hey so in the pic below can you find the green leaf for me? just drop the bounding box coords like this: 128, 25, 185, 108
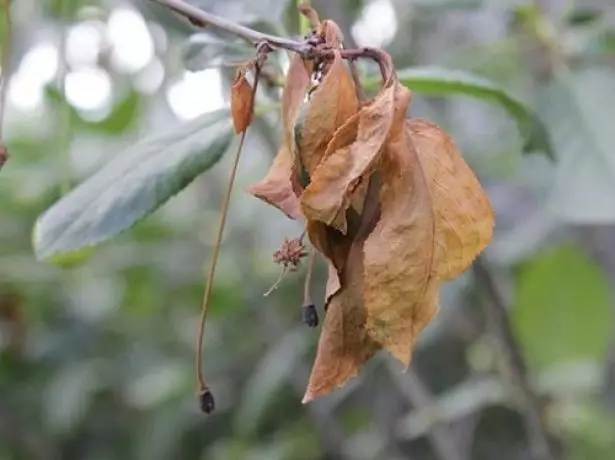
368, 66, 554, 158
33, 110, 233, 261
512, 245, 612, 370
539, 69, 615, 222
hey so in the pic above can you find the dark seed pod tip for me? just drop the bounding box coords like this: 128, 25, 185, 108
302, 304, 319, 328
199, 389, 216, 414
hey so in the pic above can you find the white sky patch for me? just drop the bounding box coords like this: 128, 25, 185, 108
20, 41, 59, 84
166, 69, 224, 121
65, 68, 112, 111
9, 74, 43, 112
134, 58, 165, 94
66, 21, 106, 68
107, 7, 154, 73
352, 0, 398, 48
8, 41, 59, 112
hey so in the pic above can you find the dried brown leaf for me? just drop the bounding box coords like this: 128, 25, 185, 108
297, 53, 359, 175
303, 241, 378, 403
247, 56, 312, 219
230, 70, 254, 134
300, 82, 396, 233
246, 143, 303, 219
282, 56, 313, 145
407, 119, 495, 280
362, 85, 494, 367
318, 20, 344, 48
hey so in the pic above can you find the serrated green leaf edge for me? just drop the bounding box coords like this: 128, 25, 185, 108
366, 66, 554, 158
33, 109, 234, 261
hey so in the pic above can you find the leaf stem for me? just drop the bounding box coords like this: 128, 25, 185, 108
195, 62, 262, 410
195, 128, 246, 399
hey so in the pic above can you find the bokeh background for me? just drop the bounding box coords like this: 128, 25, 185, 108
1, 0, 615, 459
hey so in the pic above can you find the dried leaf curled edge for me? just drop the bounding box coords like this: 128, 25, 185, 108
303, 78, 495, 401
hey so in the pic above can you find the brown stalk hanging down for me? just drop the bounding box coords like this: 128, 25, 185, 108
195, 53, 265, 414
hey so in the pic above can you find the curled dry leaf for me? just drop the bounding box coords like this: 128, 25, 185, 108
230, 67, 255, 134
306, 79, 493, 400
304, 79, 494, 400
247, 56, 312, 218
246, 15, 494, 403
317, 20, 344, 49
303, 241, 378, 402
407, 119, 494, 281
300, 81, 396, 233
296, 52, 358, 175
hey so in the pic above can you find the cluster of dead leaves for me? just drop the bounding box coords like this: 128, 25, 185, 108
239, 17, 495, 403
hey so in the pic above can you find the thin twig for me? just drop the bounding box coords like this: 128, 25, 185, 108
151, 0, 309, 51
148, 0, 394, 82
348, 59, 365, 100
263, 265, 288, 297
473, 259, 557, 460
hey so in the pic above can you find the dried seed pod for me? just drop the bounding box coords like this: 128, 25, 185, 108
302, 303, 319, 328
199, 388, 215, 414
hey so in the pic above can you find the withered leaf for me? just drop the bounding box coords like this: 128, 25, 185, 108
248, 56, 312, 219
297, 52, 358, 175
230, 69, 254, 134
317, 20, 344, 49
303, 241, 378, 403
282, 56, 313, 144
246, 143, 303, 219
305, 78, 494, 398
363, 87, 494, 367
300, 81, 397, 233
408, 119, 494, 280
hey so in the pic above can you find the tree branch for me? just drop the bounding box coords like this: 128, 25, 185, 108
473, 259, 558, 460
150, 0, 311, 52
147, 0, 395, 83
